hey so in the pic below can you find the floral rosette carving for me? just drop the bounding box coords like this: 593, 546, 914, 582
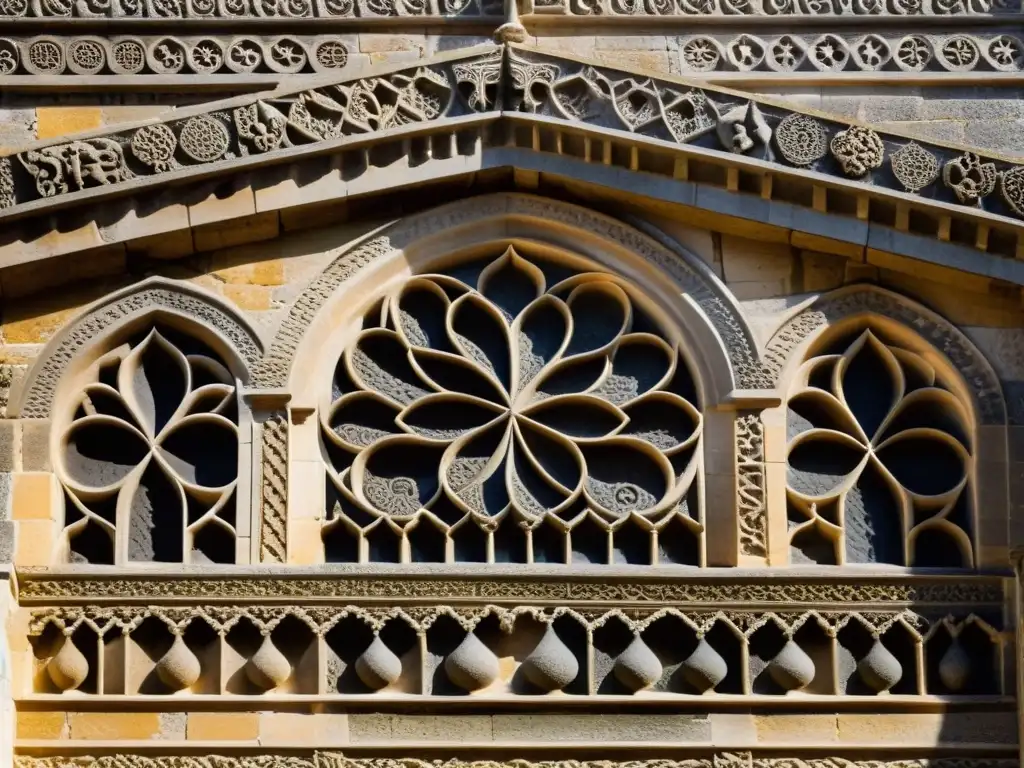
786, 329, 973, 568
56, 328, 239, 565
323, 247, 703, 543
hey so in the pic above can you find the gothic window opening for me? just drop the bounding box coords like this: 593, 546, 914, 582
786, 325, 975, 567
321, 245, 705, 565
56, 324, 241, 565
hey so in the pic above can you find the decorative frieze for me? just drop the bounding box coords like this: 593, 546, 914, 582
14, 572, 1006, 603
25, 604, 1005, 696
679, 32, 1024, 74
0, 36, 355, 77
525, 0, 1018, 14
0, 0, 498, 17
5, 45, 1024, 231
14, 757, 1019, 768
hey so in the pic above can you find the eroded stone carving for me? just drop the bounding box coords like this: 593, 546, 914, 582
942, 151, 997, 204
890, 141, 939, 193
830, 125, 885, 176
56, 326, 240, 565
774, 113, 828, 167
714, 101, 771, 155
322, 245, 705, 564
736, 412, 766, 559
787, 328, 974, 567
19, 138, 132, 198
1000, 165, 1024, 216
130, 123, 178, 172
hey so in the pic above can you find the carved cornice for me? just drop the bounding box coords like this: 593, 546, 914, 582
11, 755, 1020, 768
4, 43, 1024, 241
13, 569, 1006, 604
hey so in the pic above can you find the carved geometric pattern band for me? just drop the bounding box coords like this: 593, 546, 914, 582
5, 46, 1024, 229
28, 605, 1003, 696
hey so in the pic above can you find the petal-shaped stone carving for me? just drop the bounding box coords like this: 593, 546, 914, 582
394, 279, 450, 349
613, 635, 663, 691
443, 421, 512, 516
245, 635, 292, 691
62, 416, 150, 491
445, 632, 500, 692
938, 638, 970, 692
875, 430, 966, 499
521, 395, 628, 439
397, 393, 504, 440
622, 392, 701, 452
119, 329, 190, 438
156, 634, 202, 692
478, 245, 546, 321
787, 430, 866, 499
355, 635, 403, 690
681, 637, 728, 693
450, 293, 512, 393
582, 438, 674, 518
410, 347, 508, 406
534, 355, 610, 399
590, 334, 675, 404
836, 331, 903, 443
857, 639, 902, 692
511, 295, 571, 399
157, 413, 238, 490
513, 419, 584, 499
768, 640, 815, 691
564, 282, 631, 357
328, 392, 402, 449
348, 329, 430, 406
352, 436, 445, 517
47, 637, 89, 692
521, 624, 579, 692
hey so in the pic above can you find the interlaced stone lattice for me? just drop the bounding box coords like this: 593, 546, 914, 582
830, 125, 885, 176
890, 141, 939, 194
322, 246, 704, 562
27, 38, 63, 74
55, 327, 240, 565
67, 38, 104, 73
178, 114, 230, 163
111, 40, 145, 73
130, 124, 178, 172
786, 328, 974, 567
1000, 165, 1024, 215
774, 113, 829, 167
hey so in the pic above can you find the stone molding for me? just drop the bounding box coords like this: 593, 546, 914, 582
14, 277, 264, 419
10, 755, 1020, 768
13, 570, 1006, 603
761, 283, 1006, 425
0, 35, 360, 78
5, 44, 1024, 235
677, 32, 1024, 74
0, 0, 497, 17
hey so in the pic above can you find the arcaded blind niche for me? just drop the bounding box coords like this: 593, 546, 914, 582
320, 245, 705, 566
786, 322, 976, 568
53, 324, 244, 565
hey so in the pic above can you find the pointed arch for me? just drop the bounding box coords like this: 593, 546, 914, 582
15, 277, 264, 419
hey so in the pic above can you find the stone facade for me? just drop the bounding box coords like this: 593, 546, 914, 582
2, 4, 1024, 768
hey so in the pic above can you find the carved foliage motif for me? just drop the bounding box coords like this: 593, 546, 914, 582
736, 412, 766, 558
27, 604, 1003, 697
56, 326, 240, 565
0, 0, 496, 16
786, 328, 974, 567
322, 245, 704, 564
527, 0, 1017, 14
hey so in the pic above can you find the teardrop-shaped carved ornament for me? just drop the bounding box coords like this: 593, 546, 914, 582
355, 636, 403, 691
245, 635, 291, 691
521, 624, 579, 692
445, 632, 500, 692
47, 636, 89, 692
613, 634, 662, 691
938, 638, 970, 692
156, 634, 202, 692
682, 637, 728, 693
857, 639, 902, 693
768, 639, 815, 691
